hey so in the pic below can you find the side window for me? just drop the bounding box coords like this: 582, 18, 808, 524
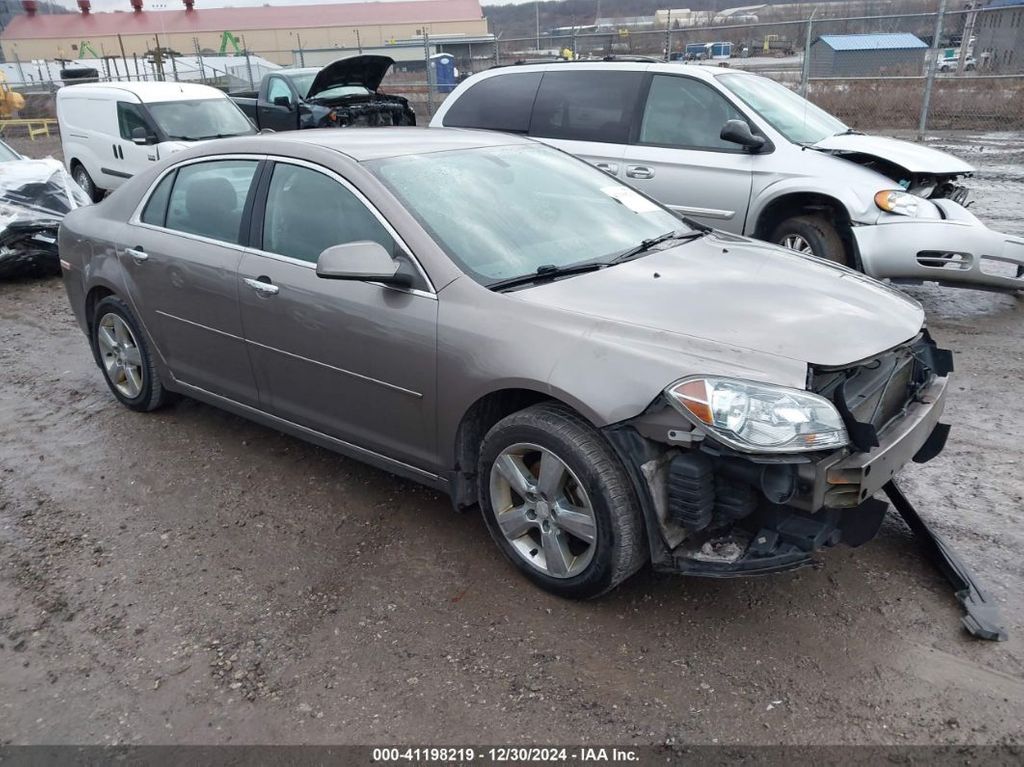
639, 75, 747, 151
442, 73, 542, 132
117, 101, 150, 141
266, 77, 293, 105
529, 71, 644, 144
261, 163, 398, 264
164, 160, 259, 244
140, 170, 175, 226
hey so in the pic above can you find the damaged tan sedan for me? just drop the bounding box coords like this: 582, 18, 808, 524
60, 129, 964, 609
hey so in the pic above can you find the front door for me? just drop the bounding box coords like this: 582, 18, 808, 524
107, 101, 159, 185
620, 74, 755, 233
237, 160, 438, 470
257, 76, 299, 132
120, 157, 262, 405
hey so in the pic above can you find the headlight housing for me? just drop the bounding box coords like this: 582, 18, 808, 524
665, 376, 849, 453
874, 189, 920, 217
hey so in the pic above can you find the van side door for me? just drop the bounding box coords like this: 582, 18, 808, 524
527, 69, 645, 179
618, 74, 755, 232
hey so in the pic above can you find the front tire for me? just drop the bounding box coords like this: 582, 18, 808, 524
72, 163, 104, 203
91, 296, 170, 412
771, 214, 850, 267
478, 403, 647, 599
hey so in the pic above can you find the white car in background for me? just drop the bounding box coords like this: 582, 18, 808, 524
56, 81, 256, 201
432, 61, 1024, 291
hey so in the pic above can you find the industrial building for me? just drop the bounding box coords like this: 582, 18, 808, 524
0, 0, 490, 67
975, 0, 1024, 73
808, 32, 928, 77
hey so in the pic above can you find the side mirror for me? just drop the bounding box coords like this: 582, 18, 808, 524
131, 126, 154, 145
272, 95, 293, 109
720, 119, 766, 152
316, 241, 414, 288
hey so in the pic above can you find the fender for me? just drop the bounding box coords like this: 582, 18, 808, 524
747, 176, 878, 237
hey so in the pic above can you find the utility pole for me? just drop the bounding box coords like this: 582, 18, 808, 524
800, 7, 817, 97
535, 1, 540, 52
118, 33, 129, 80
664, 8, 672, 61
423, 30, 433, 117
919, 0, 948, 139
956, 0, 978, 74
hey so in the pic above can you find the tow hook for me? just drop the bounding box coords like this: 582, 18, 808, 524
884, 481, 1007, 642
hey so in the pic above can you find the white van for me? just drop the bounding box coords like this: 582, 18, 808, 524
56, 81, 256, 201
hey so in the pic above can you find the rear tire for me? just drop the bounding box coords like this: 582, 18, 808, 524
91, 296, 170, 412
478, 402, 647, 599
771, 214, 850, 267
72, 163, 104, 203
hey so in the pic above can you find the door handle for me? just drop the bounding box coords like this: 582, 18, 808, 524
125, 246, 148, 263
594, 162, 618, 174
626, 165, 655, 180
243, 276, 279, 296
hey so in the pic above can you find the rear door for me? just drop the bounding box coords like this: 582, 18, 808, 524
237, 159, 438, 469
527, 69, 645, 178
120, 157, 263, 405
619, 74, 754, 232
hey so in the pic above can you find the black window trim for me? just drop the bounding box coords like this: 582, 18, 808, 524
247, 156, 436, 296
630, 72, 774, 155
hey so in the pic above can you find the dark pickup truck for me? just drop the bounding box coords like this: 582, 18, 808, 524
231, 54, 415, 131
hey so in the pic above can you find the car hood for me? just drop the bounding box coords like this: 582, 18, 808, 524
813, 133, 973, 175
307, 55, 395, 98
513, 235, 925, 369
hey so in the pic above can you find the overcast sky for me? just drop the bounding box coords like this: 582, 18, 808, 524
52, 0, 541, 11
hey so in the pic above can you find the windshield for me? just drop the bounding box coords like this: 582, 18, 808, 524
288, 73, 317, 97
717, 73, 847, 144
368, 144, 685, 285
0, 140, 20, 162
147, 98, 255, 141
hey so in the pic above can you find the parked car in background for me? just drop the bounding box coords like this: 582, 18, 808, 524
230, 55, 416, 132
431, 61, 1024, 291
59, 129, 953, 599
56, 81, 256, 202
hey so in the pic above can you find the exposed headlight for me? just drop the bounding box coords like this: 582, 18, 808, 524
665, 376, 849, 453
874, 189, 920, 217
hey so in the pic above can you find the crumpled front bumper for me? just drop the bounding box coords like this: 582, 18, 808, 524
853, 200, 1024, 291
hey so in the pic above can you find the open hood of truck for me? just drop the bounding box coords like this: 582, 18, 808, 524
306, 55, 395, 98
813, 133, 973, 175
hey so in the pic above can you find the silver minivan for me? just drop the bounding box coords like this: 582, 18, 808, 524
431, 61, 1024, 292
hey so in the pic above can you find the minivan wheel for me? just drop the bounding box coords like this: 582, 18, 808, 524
478, 403, 646, 599
771, 214, 850, 267
91, 296, 170, 412
72, 163, 103, 203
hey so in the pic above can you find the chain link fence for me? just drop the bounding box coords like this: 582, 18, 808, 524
1, 5, 1023, 134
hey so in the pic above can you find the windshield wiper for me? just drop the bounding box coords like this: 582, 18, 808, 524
610, 228, 709, 263
487, 261, 608, 292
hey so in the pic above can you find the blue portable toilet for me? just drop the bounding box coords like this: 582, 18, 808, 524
430, 53, 457, 93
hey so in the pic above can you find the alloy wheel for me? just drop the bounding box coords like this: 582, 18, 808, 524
780, 234, 815, 254
488, 442, 598, 579
97, 313, 144, 399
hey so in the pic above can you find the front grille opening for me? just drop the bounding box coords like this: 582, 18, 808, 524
917, 251, 972, 270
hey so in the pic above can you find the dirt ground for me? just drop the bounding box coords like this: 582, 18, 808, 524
0, 132, 1022, 747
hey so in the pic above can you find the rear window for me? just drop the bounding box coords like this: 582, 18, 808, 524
529, 71, 644, 144
442, 73, 542, 132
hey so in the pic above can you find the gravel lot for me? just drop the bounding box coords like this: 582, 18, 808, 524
0, 132, 1022, 746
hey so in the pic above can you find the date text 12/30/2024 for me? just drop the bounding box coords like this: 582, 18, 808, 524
372, 747, 641, 762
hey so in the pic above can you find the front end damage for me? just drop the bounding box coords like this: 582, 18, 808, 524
604, 332, 1005, 639
309, 94, 416, 128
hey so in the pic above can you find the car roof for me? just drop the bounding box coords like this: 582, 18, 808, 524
485, 60, 748, 82
232, 127, 533, 161
58, 81, 229, 102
